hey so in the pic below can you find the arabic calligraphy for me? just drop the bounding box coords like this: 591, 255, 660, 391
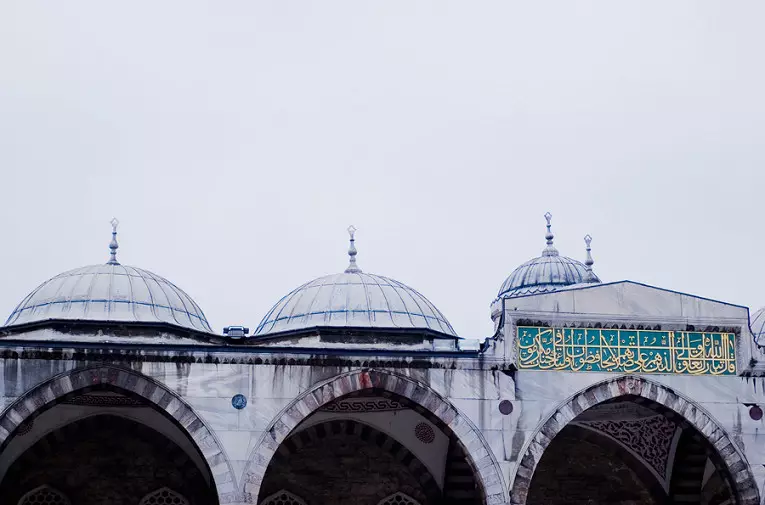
517, 327, 736, 375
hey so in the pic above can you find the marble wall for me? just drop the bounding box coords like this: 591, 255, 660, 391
0, 357, 511, 505
0, 354, 762, 505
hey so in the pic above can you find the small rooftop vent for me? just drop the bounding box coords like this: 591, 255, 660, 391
223, 326, 249, 339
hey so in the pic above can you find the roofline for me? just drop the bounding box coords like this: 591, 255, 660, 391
0, 318, 221, 342
0, 338, 482, 358
499, 279, 750, 311
250, 325, 463, 342
0, 318, 467, 346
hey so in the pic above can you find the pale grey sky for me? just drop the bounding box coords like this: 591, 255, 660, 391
1, 1, 763, 338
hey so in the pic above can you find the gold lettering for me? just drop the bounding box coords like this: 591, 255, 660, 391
516, 327, 736, 375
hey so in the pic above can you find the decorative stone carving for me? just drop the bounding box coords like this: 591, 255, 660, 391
260, 490, 307, 505
377, 492, 421, 505
61, 393, 144, 408
320, 397, 406, 413
575, 415, 678, 478
139, 487, 190, 505
18, 486, 70, 505
414, 422, 435, 444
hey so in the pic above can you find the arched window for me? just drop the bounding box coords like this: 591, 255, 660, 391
260, 490, 308, 505
139, 487, 190, 505
18, 486, 70, 505
377, 492, 421, 505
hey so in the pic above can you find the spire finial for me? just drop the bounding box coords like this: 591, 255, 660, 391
542, 212, 559, 257
107, 218, 120, 265
344, 225, 362, 273
584, 234, 596, 281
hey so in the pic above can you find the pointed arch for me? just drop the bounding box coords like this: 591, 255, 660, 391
139, 487, 190, 505
260, 490, 307, 505
508, 375, 759, 505
0, 365, 235, 501
377, 492, 422, 505
242, 369, 506, 505
18, 485, 70, 505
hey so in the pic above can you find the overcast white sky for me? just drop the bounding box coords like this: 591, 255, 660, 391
1, 2, 763, 338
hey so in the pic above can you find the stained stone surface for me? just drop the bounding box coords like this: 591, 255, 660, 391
2, 280, 765, 504
1, 353, 764, 505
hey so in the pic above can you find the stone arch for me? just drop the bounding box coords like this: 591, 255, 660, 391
0, 365, 235, 501
139, 487, 191, 505
509, 375, 760, 505
377, 492, 422, 505
242, 369, 506, 505
260, 490, 307, 505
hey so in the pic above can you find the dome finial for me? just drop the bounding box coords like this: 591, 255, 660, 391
107, 218, 120, 265
584, 234, 596, 281
542, 212, 559, 257
344, 225, 362, 273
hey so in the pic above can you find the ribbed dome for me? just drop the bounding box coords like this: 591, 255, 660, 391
5, 221, 211, 333
254, 272, 456, 337
253, 227, 456, 338
498, 255, 598, 298
498, 213, 600, 298
6, 264, 212, 333
750, 306, 765, 341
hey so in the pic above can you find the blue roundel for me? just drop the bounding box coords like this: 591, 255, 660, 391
231, 394, 247, 410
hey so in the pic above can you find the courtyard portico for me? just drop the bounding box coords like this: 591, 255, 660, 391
0, 216, 764, 504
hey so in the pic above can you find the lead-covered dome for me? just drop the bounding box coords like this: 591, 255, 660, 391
498, 213, 601, 298
5, 220, 212, 333
254, 227, 456, 338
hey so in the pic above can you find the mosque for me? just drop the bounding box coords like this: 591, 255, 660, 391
0, 214, 763, 505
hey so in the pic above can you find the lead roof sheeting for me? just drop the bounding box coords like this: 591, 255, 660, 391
254, 272, 456, 337
6, 264, 212, 333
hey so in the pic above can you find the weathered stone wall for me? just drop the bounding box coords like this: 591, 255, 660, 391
0, 358, 509, 505
0, 353, 763, 505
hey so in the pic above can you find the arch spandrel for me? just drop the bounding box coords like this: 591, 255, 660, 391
509, 375, 760, 505
241, 369, 508, 505
0, 365, 236, 501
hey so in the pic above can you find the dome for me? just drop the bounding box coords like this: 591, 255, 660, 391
253, 227, 457, 338
750, 306, 765, 341
5, 221, 212, 333
498, 213, 601, 298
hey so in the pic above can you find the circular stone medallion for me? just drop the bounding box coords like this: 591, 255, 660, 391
232, 394, 247, 410
498, 400, 514, 415
414, 422, 435, 444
